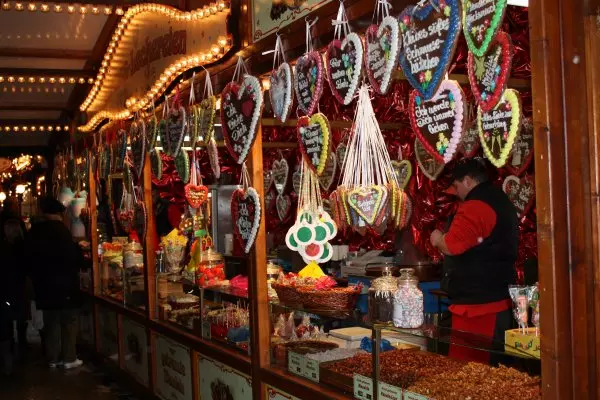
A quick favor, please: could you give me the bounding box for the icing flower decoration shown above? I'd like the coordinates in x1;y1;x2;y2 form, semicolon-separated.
443;4;451;16
503;131;509;140
484;132;491;140
415;96;422;106
484;19;490;27
436;133;449;155
505;103;512;111
419;72;425;83
438;0;446;8
425;70;432;82
471;26;478;36
481;92;488;101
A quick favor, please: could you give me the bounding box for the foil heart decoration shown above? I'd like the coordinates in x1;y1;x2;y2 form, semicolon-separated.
364;16;400;96
463;0;508;57
326;32;363;105
276;193;291;221
269;62;293;123
195;96;216;146
263;170;273;193
146;116;159;150
502;174;535;219
478;89;522;168
336;142;348;167
271;159;289;195
174;150;190;184
399;0;461;99
392;160;412;190
319;152;337;191
506;117;534;176
130;121;146;179
467;31;513;112
166;106;187;158
133;200;147;240
297;113;331;175
208;137;220;180
231;187;261;254
185;184;208;208
292;166;302;194
348;186;384;226
117;208;134;234
415;138;445;180
458;119;481;158
409;80;466;164
294;51;324;116
221;74;263;164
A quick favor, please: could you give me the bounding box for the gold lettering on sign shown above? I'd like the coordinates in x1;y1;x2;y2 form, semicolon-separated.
128;27;187;77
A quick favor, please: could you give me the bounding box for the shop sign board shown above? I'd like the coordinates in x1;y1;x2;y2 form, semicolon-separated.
98;306;119;362
251;0;332;42
265;385;300;400
155;334;193;400
122;317;149;388
353;374;405;400
287;351;319;382
199;355;252;399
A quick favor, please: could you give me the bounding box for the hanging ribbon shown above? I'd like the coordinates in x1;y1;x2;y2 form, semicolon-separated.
374;0;392;23
332;1;350;40
305;17;318;54
202;66;214;99
189;72;196;106
232;56;249;84
262;33;287;71
240;162;252;191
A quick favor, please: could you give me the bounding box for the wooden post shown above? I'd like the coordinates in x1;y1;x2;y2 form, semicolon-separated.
143;152;157;319
89;153;100;296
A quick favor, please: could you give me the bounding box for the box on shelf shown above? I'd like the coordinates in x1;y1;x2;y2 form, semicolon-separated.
504;328;540;359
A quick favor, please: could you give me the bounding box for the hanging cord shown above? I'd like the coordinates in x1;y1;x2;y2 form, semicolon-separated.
200;66;214;99
262;33;287;71
232;56;249;84
189;72;196;106
240;162;252;190
374;0;392;24
305;17;318;54
332;1;350;40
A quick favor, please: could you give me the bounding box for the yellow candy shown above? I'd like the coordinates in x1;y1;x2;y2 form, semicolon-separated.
298;261;325;279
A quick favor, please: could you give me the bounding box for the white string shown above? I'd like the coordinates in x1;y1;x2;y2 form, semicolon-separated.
232;56;248;83
263;34;286;71
189;72;196;106
305;17;318;54
240;162;252;189
374;0;392;23
332;2;346;40
202;67;213;99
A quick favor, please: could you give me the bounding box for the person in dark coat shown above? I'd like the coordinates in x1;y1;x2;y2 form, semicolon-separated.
28;196;84;369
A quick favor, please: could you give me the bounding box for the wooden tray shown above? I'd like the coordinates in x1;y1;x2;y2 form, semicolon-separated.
319;360;355;394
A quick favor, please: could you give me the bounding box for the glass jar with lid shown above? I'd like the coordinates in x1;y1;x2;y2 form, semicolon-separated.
392;268;424;328
195;249;225;288
368;266;398;323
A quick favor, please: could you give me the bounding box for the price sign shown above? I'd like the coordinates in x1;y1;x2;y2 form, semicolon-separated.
201;321;211;340
288;352;303;376
304;357;320;382
404;391;430;400
379;382;403;400
353;374;373;400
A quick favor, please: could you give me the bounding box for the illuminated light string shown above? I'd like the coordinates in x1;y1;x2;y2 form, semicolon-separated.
0;76;93;85
79;2;231;115
1;2;124;15
0;125;70;133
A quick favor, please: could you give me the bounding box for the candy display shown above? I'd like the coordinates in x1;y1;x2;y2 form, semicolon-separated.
368;266;397;323
509;284;529;333
528;283;540;335
393;268;424;329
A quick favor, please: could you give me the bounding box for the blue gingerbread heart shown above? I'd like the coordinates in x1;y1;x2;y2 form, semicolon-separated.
398;0;462;100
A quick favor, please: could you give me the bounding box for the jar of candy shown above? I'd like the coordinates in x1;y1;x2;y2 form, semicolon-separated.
195;249;225;288
392;268;423;328
368;266;397;323
266;261;282;299
123;241;144;271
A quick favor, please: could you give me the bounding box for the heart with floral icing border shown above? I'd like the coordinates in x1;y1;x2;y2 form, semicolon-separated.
326;32;364;105
478;88;521;168
415;138;445;180
319;152;337;191
364;17;400;96
276;193;291;221
174;150;190;183
336;142;347;167
195;96;216;146
467;31;513;112
297;113;331;175
231;187;261;253
502;174;535;219
207;138;220;179
292;165;301;194
114;129;127;172
506;117;534;176
399;0;462;100
348;186;384;226
271;159;289;195
166;106;187;158
130;121;146;179
392;160;412;190
269;62;293;123
146;116;158;150
133;200;147;240
185;184;208;208
463;0;507;57
409;80;466;164
294;51;324;116
221;75;263;164
150;149;162;179
458;119;481;158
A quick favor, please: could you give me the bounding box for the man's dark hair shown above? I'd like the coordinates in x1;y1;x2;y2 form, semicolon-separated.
39;195;66;215
451;157;489;183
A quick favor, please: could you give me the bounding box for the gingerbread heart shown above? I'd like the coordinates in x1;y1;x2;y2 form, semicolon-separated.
231;187;261;253
364;17;400;96
502;174;535;219
133;200;147;240
348;186;384;226
114;129;127;172
292;166;302;194
276;193;291;221
221;75;263;164
166;106;187;158
463;0;508;57
415;138;445;180
392;160;412;190
269;62;293;123
297;113;331;175
150;149;162;179
196;96;216;146
409;80;466;164
185;184;208;208
336;142;348;167
326;32;364;105
264;190;275;211
130;121;146;179
319;152;337;191
399;0;462;99
478;88;521;168
506;117;534;176
207;138;220;179
458;119;481;158
175;150;190;183
263;171;273;192
146;116;158;150
117;208;134;234
271;159;289;195
467;31;513;112
294;51;324;116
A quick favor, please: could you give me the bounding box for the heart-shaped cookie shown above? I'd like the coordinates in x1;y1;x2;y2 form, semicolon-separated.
133;200;147;240
130;121;146;179
263;171;273;193
269;62;293;123
336;142;348;167
467;31;513;112
409;80;466;163
117;207;134;234
364;17;400;96
415;138;445;180
231;187;261;253
195;96;216;146
502;174;535;219
114;129;127;172
146;116;158;150
319;152;337;191
276;193;291;221
478;88;521;168
326;32;364;105
506;117;533;176
297;113;331;175
166;106;187;158
392;160;412;190
294;51;324;116
348;186;384;226
458;119;481;158
221;74;263;164
463;0;508;57
207;138;220;179
185;184;208;208
175;150;190;183
264;190;275;211
292;166;302;194
271;159;289;195
399;0;462;99
150;149;162;179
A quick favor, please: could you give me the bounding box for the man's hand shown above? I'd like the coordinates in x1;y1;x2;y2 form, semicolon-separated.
430;229;444;247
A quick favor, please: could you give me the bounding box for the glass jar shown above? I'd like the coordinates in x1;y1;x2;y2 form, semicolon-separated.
368;267;397;323
392;268;424;328
195;249;225;288
267;261;283;299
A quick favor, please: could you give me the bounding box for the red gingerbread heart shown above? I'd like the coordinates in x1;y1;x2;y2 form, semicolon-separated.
231;187;261;254
185;184;208;209
502;175;535;219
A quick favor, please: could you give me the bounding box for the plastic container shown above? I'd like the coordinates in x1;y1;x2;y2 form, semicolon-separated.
392;268;424;328
195;249;225;287
368;266;397;323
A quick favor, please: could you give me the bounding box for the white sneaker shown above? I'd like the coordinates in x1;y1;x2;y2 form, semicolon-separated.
48;361;63;368
63;359;83;370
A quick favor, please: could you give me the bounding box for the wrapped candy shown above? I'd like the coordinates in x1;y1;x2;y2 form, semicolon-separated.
509;285;529;333
527;283;540;336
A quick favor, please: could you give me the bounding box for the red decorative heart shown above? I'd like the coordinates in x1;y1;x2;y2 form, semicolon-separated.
364;17;400;96
415;138;445;181
231;187;261;254
502;175;535;219
467;32;513;112
276;194;291;221
117;209;134;233
297;113;331;175
506;118;534;176
293;51;324;116
348;186;384;226
271;159;289;195
221;75;263;164
458;119;481;158
185;184;208;208
326;33;363;105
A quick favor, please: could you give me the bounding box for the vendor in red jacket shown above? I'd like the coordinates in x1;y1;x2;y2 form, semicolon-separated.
430;158;518;364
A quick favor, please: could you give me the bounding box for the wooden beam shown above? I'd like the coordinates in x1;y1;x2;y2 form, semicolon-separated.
0;68;94;78
0;104;66;111
0;48;92;59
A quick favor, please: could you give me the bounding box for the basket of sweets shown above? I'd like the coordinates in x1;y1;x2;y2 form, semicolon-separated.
298;285;362;311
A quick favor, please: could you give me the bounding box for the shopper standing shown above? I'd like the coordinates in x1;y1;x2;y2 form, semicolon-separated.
28;196;84;369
